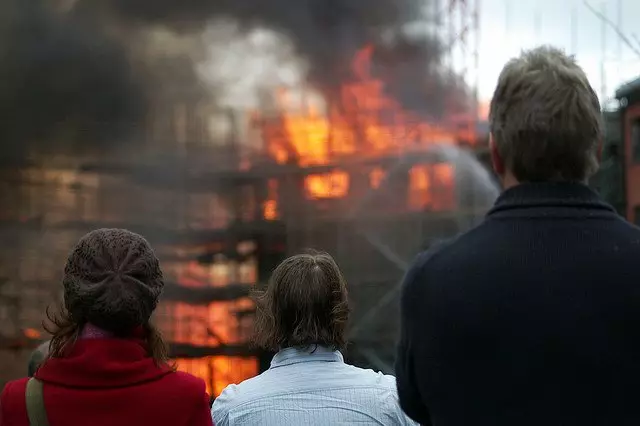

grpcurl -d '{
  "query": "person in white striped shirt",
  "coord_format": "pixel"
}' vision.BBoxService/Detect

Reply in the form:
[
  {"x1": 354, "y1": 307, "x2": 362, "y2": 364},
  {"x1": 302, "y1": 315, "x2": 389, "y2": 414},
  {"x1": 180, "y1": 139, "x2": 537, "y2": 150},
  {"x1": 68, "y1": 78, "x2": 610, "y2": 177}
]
[{"x1": 212, "y1": 252, "x2": 417, "y2": 426}]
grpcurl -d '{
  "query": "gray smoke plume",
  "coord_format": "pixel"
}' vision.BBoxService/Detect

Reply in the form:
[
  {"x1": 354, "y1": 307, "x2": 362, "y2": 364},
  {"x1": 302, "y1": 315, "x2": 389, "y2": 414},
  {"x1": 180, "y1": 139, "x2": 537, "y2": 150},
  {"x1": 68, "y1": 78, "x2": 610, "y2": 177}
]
[{"x1": 104, "y1": 0, "x2": 470, "y2": 117}]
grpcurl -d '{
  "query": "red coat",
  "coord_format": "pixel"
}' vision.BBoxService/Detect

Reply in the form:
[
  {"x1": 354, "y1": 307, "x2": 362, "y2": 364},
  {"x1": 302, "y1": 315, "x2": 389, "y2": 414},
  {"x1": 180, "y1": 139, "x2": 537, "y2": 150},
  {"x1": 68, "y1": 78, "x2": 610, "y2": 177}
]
[{"x1": 0, "y1": 338, "x2": 213, "y2": 426}]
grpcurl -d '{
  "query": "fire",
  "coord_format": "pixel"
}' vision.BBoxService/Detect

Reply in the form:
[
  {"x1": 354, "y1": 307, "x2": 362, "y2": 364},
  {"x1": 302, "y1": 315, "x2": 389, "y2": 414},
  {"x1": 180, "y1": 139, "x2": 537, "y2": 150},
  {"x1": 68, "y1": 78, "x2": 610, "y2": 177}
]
[
  {"x1": 478, "y1": 100, "x2": 490, "y2": 121},
  {"x1": 23, "y1": 328, "x2": 41, "y2": 339},
  {"x1": 408, "y1": 163, "x2": 455, "y2": 211},
  {"x1": 169, "y1": 259, "x2": 258, "y2": 396},
  {"x1": 305, "y1": 171, "x2": 350, "y2": 200},
  {"x1": 263, "y1": 179, "x2": 279, "y2": 220},
  {"x1": 257, "y1": 44, "x2": 465, "y2": 203},
  {"x1": 369, "y1": 167, "x2": 386, "y2": 189},
  {"x1": 169, "y1": 45, "x2": 469, "y2": 396}
]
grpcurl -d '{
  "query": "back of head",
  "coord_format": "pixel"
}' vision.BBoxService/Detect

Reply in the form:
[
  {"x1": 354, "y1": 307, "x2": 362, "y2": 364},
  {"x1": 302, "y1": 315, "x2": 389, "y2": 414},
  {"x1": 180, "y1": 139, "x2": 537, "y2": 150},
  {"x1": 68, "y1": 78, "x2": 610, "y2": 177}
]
[
  {"x1": 253, "y1": 252, "x2": 349, "y2": 351},
  {"x1": 62, "y1": 228, "x2": 164, "y2": 336},
  {"x1": 489, "y1": 46, "x2": 603, "y2": 182}
]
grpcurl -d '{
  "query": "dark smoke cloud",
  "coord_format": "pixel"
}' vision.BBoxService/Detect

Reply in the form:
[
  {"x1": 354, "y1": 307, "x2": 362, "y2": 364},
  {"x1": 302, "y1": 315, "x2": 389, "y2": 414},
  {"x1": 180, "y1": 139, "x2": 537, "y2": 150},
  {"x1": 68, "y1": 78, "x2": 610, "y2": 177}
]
[
  {"x1": 104, "y1": 0, "x2": 469, "y2": 118},
  {"x1": 0, "y1": 0, "x2": 470, "y2": 162},
  {"x1": 108, "y1": 0, "x2": 409, "y2": 32},
  {"x1": 0, "y1": 0, "x2": 145, "y2": 161},
  {"x1": 371, "y1": 40, "x2": 471, "y2": 117},
  {"x1": 105, "y1": 0, "x2": 414, "y2": 83}
]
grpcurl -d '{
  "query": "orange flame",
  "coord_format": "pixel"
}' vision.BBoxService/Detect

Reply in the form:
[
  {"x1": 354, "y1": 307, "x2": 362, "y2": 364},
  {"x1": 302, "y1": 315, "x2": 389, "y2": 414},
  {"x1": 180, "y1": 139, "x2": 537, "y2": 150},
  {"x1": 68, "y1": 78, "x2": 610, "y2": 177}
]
[
  {"x1": 168, "y1": 45, "x2": 470, "y2": 396},
  {"x1": 478, "y1": 100, "x2": 490, "y2": 121},
  {"x1": 305, "y1": 171, "x2": 350, "y2": 199},
  {"x1": 257, "y1": 44, "x2": 466, "y2": 202},
  {"x1": 166, "y1": 259, "x2": 258, "y2": 396},
  {"x1": 263, "y1": 179, "x2": 279, "y2": 220},
  {"x1": 23, "y1": 328, "x2": 41, "y2": 339}
]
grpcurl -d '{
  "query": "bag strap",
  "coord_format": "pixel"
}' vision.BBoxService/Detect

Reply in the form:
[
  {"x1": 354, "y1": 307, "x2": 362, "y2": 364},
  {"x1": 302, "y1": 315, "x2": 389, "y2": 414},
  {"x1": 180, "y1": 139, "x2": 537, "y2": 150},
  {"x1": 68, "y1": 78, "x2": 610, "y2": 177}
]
[{"x1": 25, "y1": 378, "x2": 49, "y2": 426}]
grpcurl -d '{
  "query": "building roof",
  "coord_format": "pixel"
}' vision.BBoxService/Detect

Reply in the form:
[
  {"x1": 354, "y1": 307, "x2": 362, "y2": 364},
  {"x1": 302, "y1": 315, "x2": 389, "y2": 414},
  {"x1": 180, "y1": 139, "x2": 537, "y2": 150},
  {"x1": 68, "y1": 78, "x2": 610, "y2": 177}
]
[{"x1": 615, "y1": 76, "x2": 640, "y2": 100}]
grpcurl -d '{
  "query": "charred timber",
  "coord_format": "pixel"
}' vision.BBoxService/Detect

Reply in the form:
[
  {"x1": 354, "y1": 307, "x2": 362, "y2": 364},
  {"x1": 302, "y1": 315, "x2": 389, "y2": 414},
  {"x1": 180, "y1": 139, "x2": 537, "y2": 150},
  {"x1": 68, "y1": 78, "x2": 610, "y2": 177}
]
[
  {"x1": 0, "y1": 209, "x2": 492, "y2": 239},
  {"x1": 0, "y1": 334, "x2": 258, "y2": 359},
  {"x1": 0, "y1": 219, "x2": 286, "y2": 245},
  {"x1": 68, "y1": 148, "x2": 462, "y2": 190},
  {"x1": 169, "y1": 342, "x2": 256, "y2": 359},
  {"x1": 163, "y1": 282, "x2": 252, "y2": 304},
  {"x1": 156, "y1": 250, "x2": 256, "y2": 264}
]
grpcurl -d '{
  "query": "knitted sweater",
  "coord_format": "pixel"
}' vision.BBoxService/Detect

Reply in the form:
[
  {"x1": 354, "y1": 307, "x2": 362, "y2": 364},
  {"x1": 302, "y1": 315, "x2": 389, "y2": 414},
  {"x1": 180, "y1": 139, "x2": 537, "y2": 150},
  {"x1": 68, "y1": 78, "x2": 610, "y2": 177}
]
[{"x1": 396, "y1": 182, "x2": 640, "y2": 426}]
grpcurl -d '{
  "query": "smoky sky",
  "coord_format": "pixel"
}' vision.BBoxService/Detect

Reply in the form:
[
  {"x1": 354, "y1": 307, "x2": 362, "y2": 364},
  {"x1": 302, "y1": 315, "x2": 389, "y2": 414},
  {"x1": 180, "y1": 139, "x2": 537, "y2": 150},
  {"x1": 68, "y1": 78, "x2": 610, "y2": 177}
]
[
  {"x1": 0, "y1": 0, "x2": 145, "y2": 161},
  {"x1": 106, "y1": 0, "x2": 469, "y2": 116},
  {"x1": 0, "y1": 0, "x2": 470, "y2": 160}
]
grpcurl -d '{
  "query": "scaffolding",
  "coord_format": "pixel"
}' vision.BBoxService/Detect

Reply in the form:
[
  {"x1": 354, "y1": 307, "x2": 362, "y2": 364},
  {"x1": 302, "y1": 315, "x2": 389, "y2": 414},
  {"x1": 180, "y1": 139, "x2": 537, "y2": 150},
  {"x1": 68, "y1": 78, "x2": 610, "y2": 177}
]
[
  {"x1": 0, "y1": 97, "x2": 287, "y2": 392},
  {"x1": 0, "y1": 0, "x2": 488, "y2": 392},
  {"x1": 0, "y1": 124, "x2": 493, "y2": 391}
]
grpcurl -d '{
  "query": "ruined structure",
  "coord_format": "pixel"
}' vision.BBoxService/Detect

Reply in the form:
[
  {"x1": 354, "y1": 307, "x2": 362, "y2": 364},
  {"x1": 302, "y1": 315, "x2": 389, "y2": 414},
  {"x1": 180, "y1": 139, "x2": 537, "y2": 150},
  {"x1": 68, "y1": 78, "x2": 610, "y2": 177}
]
[{"x1": 0, "y1": 0, "x2": 492, "y2": 394}]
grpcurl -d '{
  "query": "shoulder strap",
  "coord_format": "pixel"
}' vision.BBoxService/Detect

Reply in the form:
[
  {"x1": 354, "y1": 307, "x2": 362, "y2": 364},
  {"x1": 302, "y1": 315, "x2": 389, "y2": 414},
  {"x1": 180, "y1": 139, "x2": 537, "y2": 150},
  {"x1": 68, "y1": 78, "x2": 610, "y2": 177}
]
[{"x1": 25, "y1": 378, "x2": 50, "y2": 426}]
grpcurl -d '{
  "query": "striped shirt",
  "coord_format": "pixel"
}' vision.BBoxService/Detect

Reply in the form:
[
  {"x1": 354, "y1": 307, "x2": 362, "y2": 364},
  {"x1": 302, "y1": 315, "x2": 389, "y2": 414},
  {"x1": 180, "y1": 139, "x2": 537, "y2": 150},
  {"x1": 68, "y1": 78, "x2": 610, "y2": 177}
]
[{"x1": 211, "y1": 346, "x2": 417, "y2": 426}]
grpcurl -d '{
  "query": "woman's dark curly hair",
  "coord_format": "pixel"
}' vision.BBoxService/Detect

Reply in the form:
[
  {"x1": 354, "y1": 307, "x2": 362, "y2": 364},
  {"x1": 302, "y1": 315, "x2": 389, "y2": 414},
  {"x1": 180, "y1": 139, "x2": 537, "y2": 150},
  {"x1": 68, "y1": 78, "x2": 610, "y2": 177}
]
[{"x1": 252, "y1": 251, "x2": 350, "y2": 351}]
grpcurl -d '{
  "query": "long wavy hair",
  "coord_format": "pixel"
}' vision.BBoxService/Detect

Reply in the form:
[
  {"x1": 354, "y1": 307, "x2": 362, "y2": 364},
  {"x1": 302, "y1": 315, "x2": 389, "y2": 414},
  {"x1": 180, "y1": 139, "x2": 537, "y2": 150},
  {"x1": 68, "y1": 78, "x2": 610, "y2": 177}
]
[
  {"x1": 252, "y1": 251, "x2": 350, "y2": 352},
  {"x1": 43, "y1": 303, "x2": 174, "y2": 369}
]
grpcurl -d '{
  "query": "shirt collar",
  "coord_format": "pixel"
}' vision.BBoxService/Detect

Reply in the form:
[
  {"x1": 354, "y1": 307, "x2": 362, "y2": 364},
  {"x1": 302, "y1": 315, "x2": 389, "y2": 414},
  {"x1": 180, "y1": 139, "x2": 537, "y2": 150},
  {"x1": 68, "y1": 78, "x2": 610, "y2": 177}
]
[
  {"x1": 487, "y1": 182, "x2": 615, "y2": 218},
  {"x1": 270, "y1": 345, "x2": 344, "y2": 369}
]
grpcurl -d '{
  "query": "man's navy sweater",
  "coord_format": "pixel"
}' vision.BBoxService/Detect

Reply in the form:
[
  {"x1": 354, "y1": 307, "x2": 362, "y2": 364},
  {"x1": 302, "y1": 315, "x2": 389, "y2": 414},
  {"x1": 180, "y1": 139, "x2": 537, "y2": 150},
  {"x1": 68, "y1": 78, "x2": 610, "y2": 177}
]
[{"x1": 395, "y1": 182, "x2": 640, "y2": 426}]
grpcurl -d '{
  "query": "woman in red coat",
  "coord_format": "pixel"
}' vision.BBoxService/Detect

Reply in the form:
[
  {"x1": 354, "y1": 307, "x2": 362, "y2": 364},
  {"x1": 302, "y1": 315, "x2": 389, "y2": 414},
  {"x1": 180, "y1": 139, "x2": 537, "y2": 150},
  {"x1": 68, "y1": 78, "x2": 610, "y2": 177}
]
[{"x1": 0, "y1": 228, "x2": 213, "y2": 426}]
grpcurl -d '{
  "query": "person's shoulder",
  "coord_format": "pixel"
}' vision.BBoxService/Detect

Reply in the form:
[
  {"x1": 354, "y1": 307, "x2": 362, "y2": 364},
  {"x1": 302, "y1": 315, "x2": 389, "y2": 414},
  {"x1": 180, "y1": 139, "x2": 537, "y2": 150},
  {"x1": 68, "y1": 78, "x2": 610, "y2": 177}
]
[
  {"x1": 1, "y1": 377, "x2": 28, "y2": 398},
  {"x1": 213, "y1": 382, "x2": 240, "y2": 406},
  {"x1": 604, "y1": 217, "x2": 640, "y2": 254},
  {"x1": 340, "y1": 366, "x2": 416, "y2": 419},
  {"x1": 1, "y1": 377, "x2": 29, "y2": 416},
  {"x1": 161, "y1": 371, "x2": 213, "y2": 424},
  {"x1": 412, "y1": 237, "x2": 459, "y2": 269},
  {"x1": 213, "y1": 371, "x2": 265, "y2": 406},
  {"x1": 613, "y1": 215, "x2": 640, "y2": 235},
  {"x1": 341, "y1": 363, "x2": 398, "y2": 389},
  {"x1": 589, "y1": 210, "x2": 640, "y2": 245},
  {"x1": 169, "y1": 369, "x2": 207, "y2": 387},
  {"x1": 212, "y1": 370, "x2": 272, "y2": 417},
  {"x1": 160, "y1": 370, "x2": 208, "y2": 397},
  {"x1": 402, "y1": 237, "x2": 459, "y2": 290},
  {"x1": 211, "y1": 381, "x2": 244, "y2": 422}
]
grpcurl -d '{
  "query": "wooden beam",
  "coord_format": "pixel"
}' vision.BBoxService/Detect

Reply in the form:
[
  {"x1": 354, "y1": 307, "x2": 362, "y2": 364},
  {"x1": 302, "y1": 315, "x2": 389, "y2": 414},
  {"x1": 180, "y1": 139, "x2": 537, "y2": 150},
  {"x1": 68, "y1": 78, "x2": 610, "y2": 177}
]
[
  {"x1": 169, "y1": 342, "x2": 257, "y2": 358},
  {"x1": 162, "y1": 283, "x2": 252, "y2": 304}
]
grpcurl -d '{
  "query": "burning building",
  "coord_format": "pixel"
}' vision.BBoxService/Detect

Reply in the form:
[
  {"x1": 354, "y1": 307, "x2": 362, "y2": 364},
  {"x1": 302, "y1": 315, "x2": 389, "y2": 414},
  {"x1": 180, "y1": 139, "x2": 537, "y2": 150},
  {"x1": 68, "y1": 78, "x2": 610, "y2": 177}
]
[{"x1": 0, "y1": 0, "x2": 494, "y2": 395}]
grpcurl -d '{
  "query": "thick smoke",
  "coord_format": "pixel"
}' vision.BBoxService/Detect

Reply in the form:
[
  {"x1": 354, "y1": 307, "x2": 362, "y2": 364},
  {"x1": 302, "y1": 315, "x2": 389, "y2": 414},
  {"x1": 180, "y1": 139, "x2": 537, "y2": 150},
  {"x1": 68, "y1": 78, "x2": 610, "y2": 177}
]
[
  {"x1": 0, "y1": 0, "x2": 470, "y2": 160},
  {"x1": 0, "y1": 0, "x2": 145, "y2": 161},
  {"x1": 104, "y1": 0, "x2": 470, "y2": 117},
  {"x1": 108, "y1": 0, "x2": 411, "y2": 36}
]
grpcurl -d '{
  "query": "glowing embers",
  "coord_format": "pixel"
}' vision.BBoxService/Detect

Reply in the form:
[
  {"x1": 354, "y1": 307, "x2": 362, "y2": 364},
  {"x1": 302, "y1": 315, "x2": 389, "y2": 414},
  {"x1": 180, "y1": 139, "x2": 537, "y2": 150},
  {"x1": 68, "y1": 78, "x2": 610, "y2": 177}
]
[
  {"x1": 369, "y1": 167, "x2": 386, "y2": 189},
  {"x1": 157, "y1": 246, "x2": 259, "y2": 397},
  {"x1": 175, "y1": 356, "x2": 258, "y2": 397},
  {"x1": 23, "y1": 328, "x2": 41, "y2": 339},
  {"x1": 251, "y1": 43, "x2": 473, "y2": 215},
  {"x1": 408, "y1": 163, "x2": 455, "y2": 211},
  {"x1": 262, "y1": 179, "x2": 279, "y2": 220},
  {"x1": 304, "y1": 170, "x2": 350, "y2": 200}
]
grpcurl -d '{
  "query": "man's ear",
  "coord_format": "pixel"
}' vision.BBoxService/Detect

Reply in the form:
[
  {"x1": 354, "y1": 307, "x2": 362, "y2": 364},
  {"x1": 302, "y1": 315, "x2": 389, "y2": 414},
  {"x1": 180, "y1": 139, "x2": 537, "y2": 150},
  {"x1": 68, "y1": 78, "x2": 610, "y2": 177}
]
[{"x1": 489, "y1": 133, "x2": 505, "y2": 175}]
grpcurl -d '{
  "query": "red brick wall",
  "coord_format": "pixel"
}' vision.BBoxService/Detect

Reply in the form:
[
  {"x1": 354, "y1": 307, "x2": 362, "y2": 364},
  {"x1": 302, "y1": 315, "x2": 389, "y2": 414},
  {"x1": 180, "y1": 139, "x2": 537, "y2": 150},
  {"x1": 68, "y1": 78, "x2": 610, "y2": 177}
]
[{"x1": 624, "y1": 104, "x2": 640, "y2": 222}]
